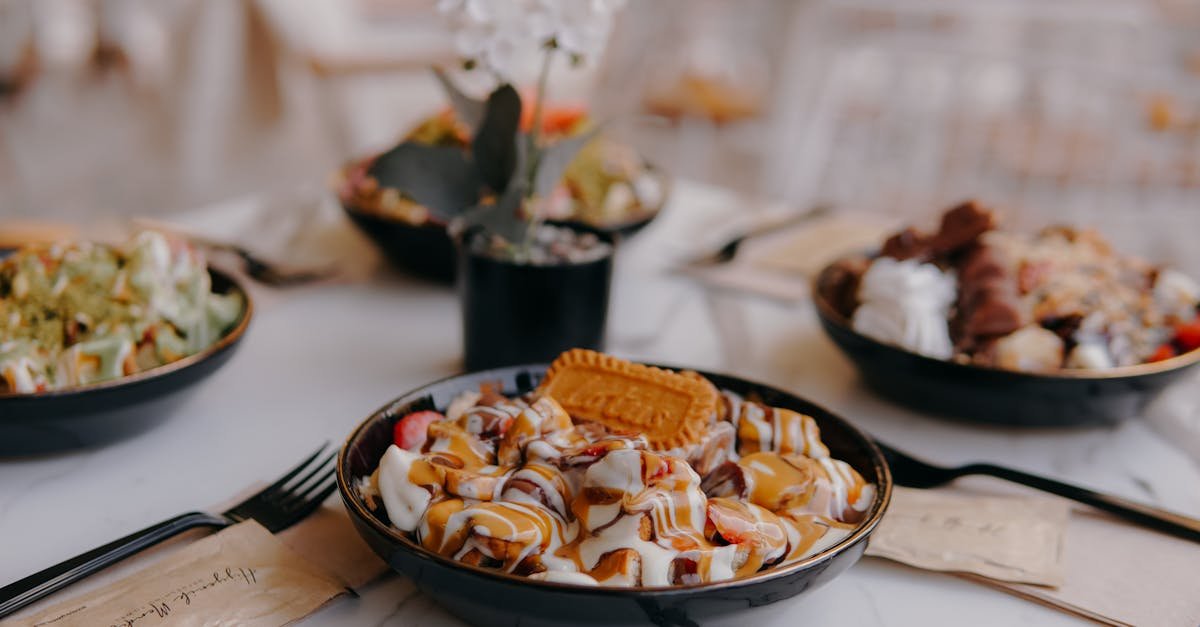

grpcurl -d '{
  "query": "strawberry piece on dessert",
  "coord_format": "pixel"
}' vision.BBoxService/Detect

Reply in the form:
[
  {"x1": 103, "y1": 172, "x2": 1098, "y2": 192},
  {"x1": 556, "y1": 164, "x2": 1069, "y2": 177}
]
[
  {"x1": 1174, "y1": 318, "x2": 1200, "y2": 353},
  {"x1": 394, "y1": 410, "x2": 445, "y2": 451},
  {"x1": 1149, "y1": 344, "x2": 1177, "y2": 363}
]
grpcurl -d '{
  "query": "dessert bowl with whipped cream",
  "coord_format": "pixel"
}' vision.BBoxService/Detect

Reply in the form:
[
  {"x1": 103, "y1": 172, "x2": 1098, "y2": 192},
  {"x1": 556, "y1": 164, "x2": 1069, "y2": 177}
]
[
  {"x1": 336, "y1": 355, "x2": 890, "y2": 627},
  {"x1": 0, "y1": 232, "x2": 252, "y2": 453},
  {"x1": 814, "y1": 201, "x2": 1200, "y2": 426}
]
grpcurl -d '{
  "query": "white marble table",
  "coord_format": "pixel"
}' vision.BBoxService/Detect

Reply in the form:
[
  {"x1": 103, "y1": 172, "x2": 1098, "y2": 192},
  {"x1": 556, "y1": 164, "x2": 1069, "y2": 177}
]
[{"x1": 3, "y1": 181, "x2": 1199, "y2": 626}]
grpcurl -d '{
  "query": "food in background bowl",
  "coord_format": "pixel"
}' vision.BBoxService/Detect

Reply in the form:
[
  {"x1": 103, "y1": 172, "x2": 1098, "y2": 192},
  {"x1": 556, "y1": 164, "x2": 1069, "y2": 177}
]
[
  {"x1": 825, "y1": 201, "x2": 1200, "y2": 373},
  {"x1": 0, "y1": 231, "x2": 245, "y2": 393},
  {"x1": 335, "y1": 106, "x2": 668, "y2": 233},
  {"x1": 354, "y1": 350, "x2": 874, "y2": 588}
]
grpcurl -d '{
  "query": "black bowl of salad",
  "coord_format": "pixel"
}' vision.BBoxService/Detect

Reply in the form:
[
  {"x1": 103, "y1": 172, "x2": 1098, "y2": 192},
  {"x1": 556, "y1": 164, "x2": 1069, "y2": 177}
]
[{"x1": 0, "y1": 234, "x2": 252, "y2": 454}]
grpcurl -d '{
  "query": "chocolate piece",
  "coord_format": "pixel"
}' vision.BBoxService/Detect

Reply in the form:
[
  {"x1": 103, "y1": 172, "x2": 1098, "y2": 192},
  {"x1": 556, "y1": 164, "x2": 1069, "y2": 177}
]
[
  {"x1": 932, "y1": 200, "x2": 996, "y2": 255},
  {"x1": 959, "y1": 245, "x2": 1008, "y2": 285},
  {"x1": 1040, "y1": 313, "x2": 1084, "y2": 342},
  {"x1": 881, "y1": 227, "x2": 934, "y2": 261},
  {"x1": 700, "y1": 461, "x2": 748, "y2": 500},
  {"x1": 962, "y1": 298, "x2": 1023, "y2": 338},
  {"x1": 688, "y1": 420, "x2": 736, "y2": 478},
  {"x1": 818, "y1": 256, "x2": 870, "y2": 320},
  {"x1": 951, "y1": 237, "x2": 1023, "y2": 351}
]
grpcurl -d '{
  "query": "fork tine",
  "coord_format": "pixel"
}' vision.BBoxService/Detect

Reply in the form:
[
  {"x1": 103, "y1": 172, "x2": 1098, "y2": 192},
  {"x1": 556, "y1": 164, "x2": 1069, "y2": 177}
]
[
  {"x1": 280, "y1": 478, "x2": 338, "y2": 525},
  {"x1": 279, "y1": 470, "x2": 336, "y2": 511},
  {"x1": 307, "y1": 480, "x2": 338, "y2": 508},
  {"x1": 257, "y1": 443, "x2": 329, "y2": 497},
  {"x1": 275, "y1": 450, "x2": 338, "y2": 499}
]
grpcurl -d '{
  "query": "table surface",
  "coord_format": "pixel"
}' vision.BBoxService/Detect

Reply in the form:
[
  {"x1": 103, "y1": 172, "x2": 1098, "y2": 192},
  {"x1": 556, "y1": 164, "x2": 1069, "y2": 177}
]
[{"x1": 3, "y1": 181, "x2": 1199, "y2": 627}]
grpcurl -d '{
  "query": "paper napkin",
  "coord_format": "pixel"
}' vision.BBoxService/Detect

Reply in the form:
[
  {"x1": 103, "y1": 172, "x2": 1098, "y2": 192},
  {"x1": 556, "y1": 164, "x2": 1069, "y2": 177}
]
[
  {"x1": 13, "y1": 521, "x2": 348, "y2": 627},
  {"x1": 866, "y1": 485, "x2": 1200, "y2": 627}
]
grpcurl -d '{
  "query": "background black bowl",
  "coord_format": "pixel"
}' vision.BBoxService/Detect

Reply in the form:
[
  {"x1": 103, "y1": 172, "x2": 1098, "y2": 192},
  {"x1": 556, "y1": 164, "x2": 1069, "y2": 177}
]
[
  {"x1": 342, "y1": 203, "x2": 458, "y2": 284},
  {"x1": 337, "y1": 363, "x2": 891, "y2": 627},
  {"x1": 343, "y1": 203, "x2": 664, "y2": 286},
  {"x1": 813, "y1": 260, "x2": 1200, "y2": 427},
  {"x1": 0, "y1": 269, "x2": 253, "y2": 455},
  {"x1": 341, "y1": 167, "x2": 668, "y2": 285}
]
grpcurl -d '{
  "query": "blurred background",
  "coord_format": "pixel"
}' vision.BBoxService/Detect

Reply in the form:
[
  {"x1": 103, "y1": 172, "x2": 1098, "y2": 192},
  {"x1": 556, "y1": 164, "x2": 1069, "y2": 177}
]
[{"x1": 2, "y1": 0, "x2": 1199, "y2": 266}]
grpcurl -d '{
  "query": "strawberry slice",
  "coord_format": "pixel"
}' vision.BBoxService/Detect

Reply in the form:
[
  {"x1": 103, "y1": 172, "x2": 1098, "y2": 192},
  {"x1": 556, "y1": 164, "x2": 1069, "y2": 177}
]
[
  {"x1": 1149, "y1": 344, "x2": 1177, "y2": 363},
  {"x1": 1174, "y1": 318, "x2": 1200, "y2": 353},
  {"x1": 393, "y1": 410, "x2": 445, "y2": 451}
]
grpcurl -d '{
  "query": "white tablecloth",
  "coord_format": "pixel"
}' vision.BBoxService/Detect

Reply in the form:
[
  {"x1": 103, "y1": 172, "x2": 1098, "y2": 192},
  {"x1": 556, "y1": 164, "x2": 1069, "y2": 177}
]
[{"x1": 3, "y1": 180, "x2": 1198, "y2": 626}]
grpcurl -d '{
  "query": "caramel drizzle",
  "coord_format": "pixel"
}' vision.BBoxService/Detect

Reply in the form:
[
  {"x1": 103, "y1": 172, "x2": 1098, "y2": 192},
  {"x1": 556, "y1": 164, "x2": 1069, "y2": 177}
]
[{"x1": 385, "y1": 389, "x2": 871, "y2": 586}]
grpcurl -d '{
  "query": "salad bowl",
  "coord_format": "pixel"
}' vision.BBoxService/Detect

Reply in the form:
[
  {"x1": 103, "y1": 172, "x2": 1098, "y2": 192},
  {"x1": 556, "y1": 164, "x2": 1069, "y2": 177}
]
[{"x1": 0, "y1": 268, "x2": 252, "y2": 455}]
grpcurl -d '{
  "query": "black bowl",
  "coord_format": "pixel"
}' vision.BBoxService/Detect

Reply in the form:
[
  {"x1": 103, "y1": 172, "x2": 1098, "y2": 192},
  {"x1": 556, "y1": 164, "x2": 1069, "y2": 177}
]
[
  {"x1": 343, "y1": 203, "x2": 664, "y2": 287},
  {"x1": 337, "y1": 364, "x2": 892, "y2": 627},
  {"x1": 813, "y1": 259, "x2": 1200, "y2": 427},
  {"x1": 343, "y1": 203, "x2": 458, "y2": 284},
  {"x1": 340, "y1": 165, "x2": 669, "y2": 285},
  {"x1": 0, "y1": 269, "x2": 253, "y2": 455}
]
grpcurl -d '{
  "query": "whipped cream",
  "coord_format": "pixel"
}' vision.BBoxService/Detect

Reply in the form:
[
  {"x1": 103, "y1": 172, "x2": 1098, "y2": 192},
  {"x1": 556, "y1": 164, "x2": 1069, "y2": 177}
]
[
  {"x1": 377, "y1": 445, "x2": 433, "y2": 532},
  {"x1": 1154, "y1": 269, "x2": 1200, "y2": 322},
  {"x1": 992, "y1": 325, "x2": 1064, "y2": 372},
  {"x1": 852, "y1": 257, "x2": 956, "y2": 359}
]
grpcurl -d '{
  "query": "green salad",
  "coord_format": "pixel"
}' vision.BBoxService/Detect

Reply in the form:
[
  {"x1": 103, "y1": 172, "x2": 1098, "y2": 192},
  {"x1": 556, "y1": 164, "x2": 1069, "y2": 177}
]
[{"x1": 0, "y1": 231, "x2": 243, "y2": 393}]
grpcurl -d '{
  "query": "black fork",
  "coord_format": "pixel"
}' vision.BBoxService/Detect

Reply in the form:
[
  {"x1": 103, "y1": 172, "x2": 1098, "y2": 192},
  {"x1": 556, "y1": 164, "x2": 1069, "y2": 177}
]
[
  {"x1": 0, "y1": 443, "x2": 338, "y2": 619},
  {"x1": 876, "y1": 440, "x2": 1200, "y2": 544}
]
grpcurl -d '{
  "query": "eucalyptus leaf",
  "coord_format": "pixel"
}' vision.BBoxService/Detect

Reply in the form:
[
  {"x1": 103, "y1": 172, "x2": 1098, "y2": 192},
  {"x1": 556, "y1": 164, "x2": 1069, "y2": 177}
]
[
  {"x1": 432, "y1": 67, "x2": 485, "y2": 131},
  {"x1": 366, "y1": 142, "x2": 482, "y2": 220},
  {"x1": 532, "y1": 125, "x2": 603, "y2": 200},
  {"x1": 472, "y1": 84, "x2": 522, "y2": 194}
]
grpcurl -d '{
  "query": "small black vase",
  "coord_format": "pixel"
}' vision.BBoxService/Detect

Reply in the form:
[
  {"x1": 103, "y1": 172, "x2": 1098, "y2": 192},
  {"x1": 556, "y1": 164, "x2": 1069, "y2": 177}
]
[{"x1": 458, "y1": 226, "x2": 615, "y2": 371}]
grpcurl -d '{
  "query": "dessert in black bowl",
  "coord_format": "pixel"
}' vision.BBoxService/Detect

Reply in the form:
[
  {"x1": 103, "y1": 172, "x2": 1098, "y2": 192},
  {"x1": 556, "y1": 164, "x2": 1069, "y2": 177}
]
[
  {"x1": 814, "y1": 201, "x2": 1200, "y2": 426},
  {"x1": 338, "y1": 350, "x2": 890, "y2": 627}
]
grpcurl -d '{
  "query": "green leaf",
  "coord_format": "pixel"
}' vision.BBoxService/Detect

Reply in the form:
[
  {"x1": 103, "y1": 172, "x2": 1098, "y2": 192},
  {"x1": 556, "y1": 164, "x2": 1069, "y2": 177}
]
[
  {"x1": 532, "y1": 125, "x2": 603, "y2": 200},
  {"x1": 457, "y1": 182, "x2": 528, "y2": 245},
  {"x1": 472, "y1": 84, "x2": 522, "y2": 194},
  {"x1": 432, "y1": 67, "x2": 485, "y2": 131},
  {"x1": 366, "y1": 142, "x2": 482, "y2": 220}
]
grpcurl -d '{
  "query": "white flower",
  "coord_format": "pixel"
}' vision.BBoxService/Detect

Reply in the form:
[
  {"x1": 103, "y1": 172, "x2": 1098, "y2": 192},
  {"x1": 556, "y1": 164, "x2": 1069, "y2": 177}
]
[{"x1": 438, "y1": 0, "x2": 625, "y2": 78}]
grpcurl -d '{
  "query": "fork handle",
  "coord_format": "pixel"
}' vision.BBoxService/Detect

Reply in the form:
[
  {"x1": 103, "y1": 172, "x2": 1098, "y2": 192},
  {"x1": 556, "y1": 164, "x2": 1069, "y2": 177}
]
[
  {"x1": 964, "y1": 463, "x2": 1200, "y2": 543},
  {"x1": 0, "y1": 511, "x2": 229, "y2": 619}
]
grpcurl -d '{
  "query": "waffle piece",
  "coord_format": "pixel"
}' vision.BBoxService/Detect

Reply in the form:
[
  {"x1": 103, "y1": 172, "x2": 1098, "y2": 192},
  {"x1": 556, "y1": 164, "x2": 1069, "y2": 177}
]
[{"x1": 537, "y1": 350, "x2": 719, "y2": 451}]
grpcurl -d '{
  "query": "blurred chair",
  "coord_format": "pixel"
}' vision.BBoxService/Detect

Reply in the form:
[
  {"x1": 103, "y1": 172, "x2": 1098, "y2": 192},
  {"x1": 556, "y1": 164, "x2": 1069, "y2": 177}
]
[
  {"x1": 253, "y1": 0, "x2": 456, "y2": 159},
  {"x1": 592, "y1": 0, "x2": 804, "y2": 200},
  {"x1": 759, "y1": 0, "x2": 1200, "y2": 273}
]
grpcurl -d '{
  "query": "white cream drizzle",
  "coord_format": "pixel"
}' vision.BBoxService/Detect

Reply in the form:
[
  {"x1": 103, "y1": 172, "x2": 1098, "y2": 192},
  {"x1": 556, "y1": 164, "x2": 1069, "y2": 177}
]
[
  {"x1": 577, "y1": 514, "x2": 678, "y2": 586},
  {"x1": 741, "y1": 403, "x2": 772, "y2": 453},
  {"x1": 503, "y1": 462, "x2": 569, "y2": 518},
  {"x1": 446, "y1": 391, "x2": 483, "y2": 422},
  {"x1": 705, "y1": 545, "x2": 739, "y2": 582},
  {"x1": 801, "y1": 416, "x2": 829, "y2": 458},
  {"x1": 528, "y1": 571, "x2": 598, "y2": 585}
]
